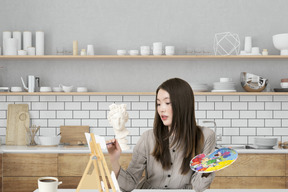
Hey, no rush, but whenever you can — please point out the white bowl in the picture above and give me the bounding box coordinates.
[52,87,62,92]
[38,136,61,146]
[273,33,288,55]
[40,87,52,92]
[10,87,22,92]
[254,137,278,149]
[281,82,288,88]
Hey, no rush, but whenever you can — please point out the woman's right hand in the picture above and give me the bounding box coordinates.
[106,138,122,177]
[106,138,122,162]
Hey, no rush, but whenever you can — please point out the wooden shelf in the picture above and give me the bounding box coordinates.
[0,92,287,95]
[0,55,287,59]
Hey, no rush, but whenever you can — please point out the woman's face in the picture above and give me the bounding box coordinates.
[157,89,173,129]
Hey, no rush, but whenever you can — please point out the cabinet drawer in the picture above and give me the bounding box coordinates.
[211,176,286,189]
[58,154,90,176]
[3,153,58,177]
[216,154,285,177]
[3,177,38,192]
[58,153,132,177]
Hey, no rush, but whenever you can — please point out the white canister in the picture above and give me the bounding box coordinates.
[36,31,44,55]
[3,31,11,55]
[244,36,252,53]
[27,47,36,55]
[23,31,32,51]
[5,38,18,55]
[13,31,22,51]
[87,45,94,55]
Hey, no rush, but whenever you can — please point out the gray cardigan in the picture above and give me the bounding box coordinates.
[118,126,216,192]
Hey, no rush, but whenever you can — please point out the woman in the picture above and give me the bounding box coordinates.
[107,78,216,192]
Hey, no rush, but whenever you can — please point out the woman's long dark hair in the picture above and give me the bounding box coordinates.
[152,78,204,174]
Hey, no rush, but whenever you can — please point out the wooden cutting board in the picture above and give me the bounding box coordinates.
[60,126,89,145]
[6,104,29,145]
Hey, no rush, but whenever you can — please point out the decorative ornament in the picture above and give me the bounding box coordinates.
[214,32,240,55]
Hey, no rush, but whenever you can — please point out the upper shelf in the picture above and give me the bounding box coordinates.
[0,92,287,95]
[0,55,288,59]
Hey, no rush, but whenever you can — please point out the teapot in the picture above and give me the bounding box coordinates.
[21,75,40,92]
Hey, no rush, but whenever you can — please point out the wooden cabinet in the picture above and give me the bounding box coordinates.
[2,154,57,192]
[210,154,286,189]
[2,152,288,191]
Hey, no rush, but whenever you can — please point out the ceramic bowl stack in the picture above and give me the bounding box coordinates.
[190,83,209,92]
[254,137,278,149]
[211,78,236,92]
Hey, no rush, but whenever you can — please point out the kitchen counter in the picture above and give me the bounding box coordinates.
[0,145,287,153]
[33,189,288,192]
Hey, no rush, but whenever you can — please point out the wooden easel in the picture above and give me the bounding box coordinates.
[76,133,117,192]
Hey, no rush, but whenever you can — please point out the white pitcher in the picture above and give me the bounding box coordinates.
[21,75,40,92]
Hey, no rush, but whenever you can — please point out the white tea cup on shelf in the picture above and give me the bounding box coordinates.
[59,84,73,92]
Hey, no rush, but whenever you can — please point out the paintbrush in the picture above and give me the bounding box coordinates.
[106,141,116,145]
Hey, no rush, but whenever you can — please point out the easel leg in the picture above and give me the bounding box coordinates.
[76,157,93,192]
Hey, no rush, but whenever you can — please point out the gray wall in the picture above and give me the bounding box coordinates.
[1,0,288,92]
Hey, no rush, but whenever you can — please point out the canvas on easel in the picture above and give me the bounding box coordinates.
[76,133,120,192]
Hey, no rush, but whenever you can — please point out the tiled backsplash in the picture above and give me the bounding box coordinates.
[0,94,288,146]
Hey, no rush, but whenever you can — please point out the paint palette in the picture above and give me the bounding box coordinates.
[190,148,238,173]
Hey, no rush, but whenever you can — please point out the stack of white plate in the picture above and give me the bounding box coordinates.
[211,78,236,92]
[254,137,278,149]
[190,83,209,92]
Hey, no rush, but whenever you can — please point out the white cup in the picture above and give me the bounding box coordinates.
[18,50,27,55]
[140,46,150,55]
[251,47,260,55]
[153,42,163,50]
[27,47,36,55]
[87,45,94,55]
[59,84,73,92]
[165,46,175,55]
[38,177,62,192]
[117,50,126,55]
[77,87,88,92]
[10,86,22,92]
[129,50,139,56]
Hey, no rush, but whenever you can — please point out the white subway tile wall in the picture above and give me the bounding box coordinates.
[1,94,288,146]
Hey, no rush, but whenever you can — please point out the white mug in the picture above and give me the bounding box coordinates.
[27,47,36,55]
[38,177,62,192]
[117,50,126,55]
[140,46,150,55]
[18,50,27,55]
[129,50,139,55]
[165,46,175,55]
[87,45,94,55]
